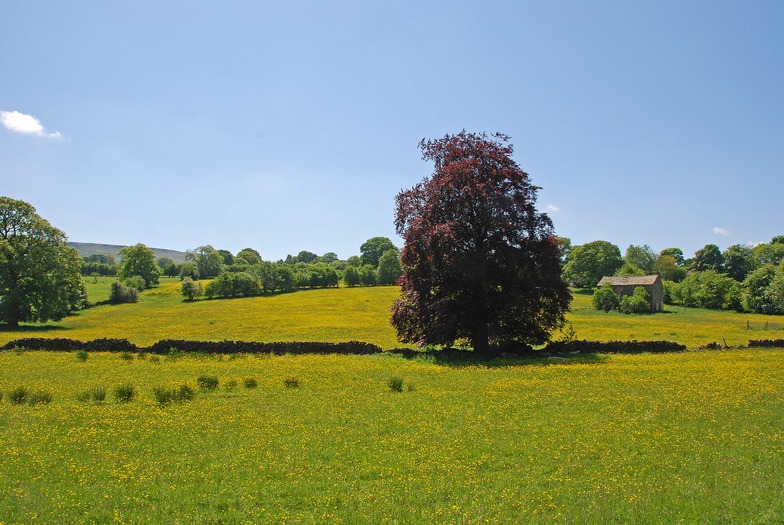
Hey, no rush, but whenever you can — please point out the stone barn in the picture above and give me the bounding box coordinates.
[596,275,664,312]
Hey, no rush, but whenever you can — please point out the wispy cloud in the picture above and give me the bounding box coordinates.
[0,110,62,138]
[545,204,560,213]
[713,227,730,236]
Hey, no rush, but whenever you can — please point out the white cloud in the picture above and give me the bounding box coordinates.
[545,204,560,213]
[713,227,730,236]
[0,110,62,138]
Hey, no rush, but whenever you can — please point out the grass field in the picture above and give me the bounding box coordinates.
[1,349,782,523]
[1,278,782,350]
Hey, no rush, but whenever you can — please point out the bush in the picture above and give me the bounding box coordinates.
[592,285,619,312]
[76,350,88,362]
[109,281,138,304]
[122,275,146,292]
[114,383,135,403]
[388,376,404,392]
[181,277,202,301]
[619,286,651,314]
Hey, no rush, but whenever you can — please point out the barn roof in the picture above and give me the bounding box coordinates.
[597,275,661,287]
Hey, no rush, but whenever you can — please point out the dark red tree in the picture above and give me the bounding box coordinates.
[391,131,571,355]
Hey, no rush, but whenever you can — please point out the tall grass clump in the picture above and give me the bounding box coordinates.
[77,386,107,403]
[283,377,300,389]
[28,391,53,406]
[114,383,135,403]
[387,376,404,392]
[75,350,88,362]
[243,378,257,389]
[197,375,219,390]
[8,386,29,405]
[153,384,196,407]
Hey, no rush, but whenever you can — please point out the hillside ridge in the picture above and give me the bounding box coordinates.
[69,242,188,263]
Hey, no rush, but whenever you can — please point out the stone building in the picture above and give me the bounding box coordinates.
[596,274,664,312]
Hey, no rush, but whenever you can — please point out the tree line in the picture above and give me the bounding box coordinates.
[560,237,784,314]
[104,237,403,303]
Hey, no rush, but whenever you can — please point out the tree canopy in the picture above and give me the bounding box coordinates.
[0,196,85,326]
[118,243,160,287]
[562,240,624,288]
[391,131,570,355]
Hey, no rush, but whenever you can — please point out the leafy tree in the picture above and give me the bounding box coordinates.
[773,236,784,245]
[743,264,784,314]
[617,261,646,276]
[345,255,361,268]
[377,249,402,285]
[391,131,570,355]
[672,270,742,311]
[236,248,262,266]
[691,244,724,272]
[180,276,202,301]
[0,197,85,326]
[654,254,687,282]
[562,240,624,288]
[722,244,754,281]
[118,244,160,288]
[555,237,572,264]
[360,237,397,268]
[343,265,361,287]
[179,262,198,280]
[359,264,377,286]
[659,247,685,266]
[217,249,234,266]
[186,245,224,279]
[296,250,318,264]
[751,241,784,267]
[85,254,115,265]
[322,252,339,264]
[157,257,175,270]
[624,245,657,274]
[592,284,619,312]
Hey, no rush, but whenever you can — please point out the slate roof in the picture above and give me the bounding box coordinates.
[596,275,661,287]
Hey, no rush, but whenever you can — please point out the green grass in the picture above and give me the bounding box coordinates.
[1,349,783,523]
[81,275,118,304]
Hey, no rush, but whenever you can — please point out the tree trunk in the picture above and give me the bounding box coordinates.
[472,322,491,356]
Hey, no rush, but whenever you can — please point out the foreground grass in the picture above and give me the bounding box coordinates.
[1,349,782,523]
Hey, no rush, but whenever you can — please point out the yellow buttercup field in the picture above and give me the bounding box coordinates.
[1,349,783,523]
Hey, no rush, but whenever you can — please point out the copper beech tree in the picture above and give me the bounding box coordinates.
[391,131,571,355]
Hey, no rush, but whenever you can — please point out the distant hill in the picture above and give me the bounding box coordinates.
[69,242,188,264]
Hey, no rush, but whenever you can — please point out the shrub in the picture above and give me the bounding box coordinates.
[114,383,135,403]
[197,375,219,390]
[8,386,29,405]
[243,378,258,389]
[122,275,146,292]
[28,391,53,406]
[619,286,651,314]
[592,285,619,312]
[181,277,202,301]
[284,377,300,389]
[76,350,88,362]
[109,281,138,304]
[388,376,404,392]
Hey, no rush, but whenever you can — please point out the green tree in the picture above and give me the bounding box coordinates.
[674,270,742,311]
[157,257,174,270]
[743,264,784,314]
[659,247,685,266]
[562,240,624,288]
[751,241,784,267]
[360,237,397,268]
[619,286,652,314]
[186,245,224,279]
[359,264,377,286]
[217,249,234,266]
[691,244,724,272]
[0,197,85,326]
[377,249,402,285]
[624,245,657,274]
[236,248,262,266]
[343,265,361,287]
[722,244,754,281]
[118,244,160,288]
[654,254,687,282]
[296,250,318,264]
[180,276,202,301]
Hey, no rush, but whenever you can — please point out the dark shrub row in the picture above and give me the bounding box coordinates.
[748,339,784,348]
[2,337,382,356]
[544,340,687,354]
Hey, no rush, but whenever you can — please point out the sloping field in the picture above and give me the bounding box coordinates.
[2,279,783,350]
[1,349,782,523]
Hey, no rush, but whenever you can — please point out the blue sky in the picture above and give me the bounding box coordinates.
[2,1,782,261]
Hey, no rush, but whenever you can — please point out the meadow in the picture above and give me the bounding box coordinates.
[2,279,784,523]
[1,349,783,524]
